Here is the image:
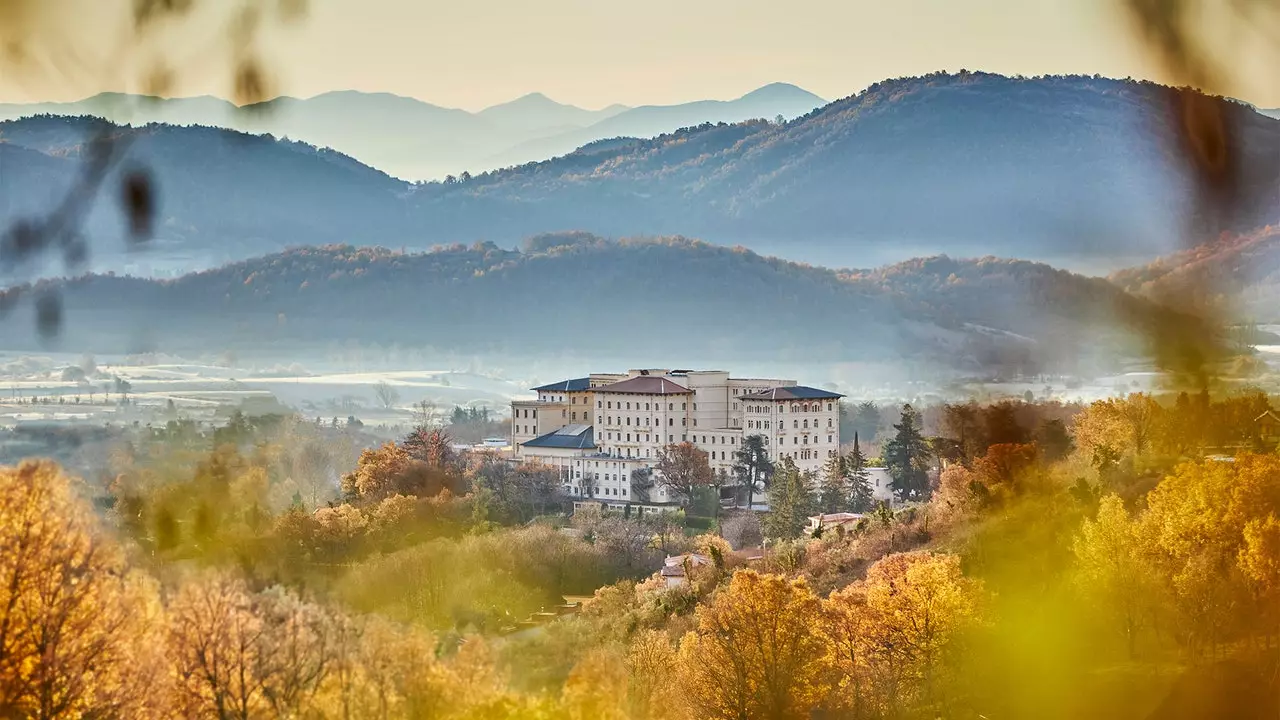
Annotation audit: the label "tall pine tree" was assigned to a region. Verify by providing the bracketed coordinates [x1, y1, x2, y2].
[846, 432, 875, 512]
[818, 453, 849, 512]
[883, 404, 931, 501]
[764, 458, 814, 541]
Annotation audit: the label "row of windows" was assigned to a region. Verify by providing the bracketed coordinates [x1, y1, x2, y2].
[602, 416, 686, 428]
[745, 403, 836, 414]
[599, 400, 690, 411]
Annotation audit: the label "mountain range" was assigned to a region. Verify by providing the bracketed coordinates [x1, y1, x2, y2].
[1, 72, 1277, 279]
[0, 234, 1217, 378]
[0, 83, 826, 180]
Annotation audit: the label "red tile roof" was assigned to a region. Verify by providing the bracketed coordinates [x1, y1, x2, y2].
[594, 376, 692, 395]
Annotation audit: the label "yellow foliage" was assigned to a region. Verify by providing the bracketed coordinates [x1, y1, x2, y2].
[677, 570, 828, 720]
[0, 461, 171, 719]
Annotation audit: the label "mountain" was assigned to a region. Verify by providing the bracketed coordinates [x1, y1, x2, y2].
[1260, 108, 1280, 120]
[1, 73, 1276, 276]
[1110, 225, 1280, 320]
[0, 84, 824, 180]
[479, 82, 827, 169]
[0, 115, 413, 277]
[476, 92, 627, 135]
[0, 235, 1217, 378]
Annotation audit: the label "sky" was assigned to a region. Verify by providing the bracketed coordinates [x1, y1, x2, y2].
[1, 0, 1277, 109]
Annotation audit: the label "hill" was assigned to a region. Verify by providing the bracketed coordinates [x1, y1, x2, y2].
[0, 84, 823, 180]
[1110, 225, 1280, 320]
[0, 234, 1215, 377]
[2, 73, 1276, 275]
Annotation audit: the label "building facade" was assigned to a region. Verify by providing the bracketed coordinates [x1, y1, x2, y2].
[512, 368, 843, 510]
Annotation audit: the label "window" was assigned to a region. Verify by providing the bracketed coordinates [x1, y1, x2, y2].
[794, 437, 798, 445]
[731, 437, 736, 444]
[828, 435, 833, 443]
[669, 403, 674, 411]
[597, 400, 602, 408]
[828, 418, 833, 428]
[693, 419, 698, 427]
[693, 403, 698, 411]
[645, 403, 650, 410]
[669, 418, 674, 426]
[607, 401, 613, 409]
[793, 420, 798, 429]
[828, 403, 834, 411]
[571, 412, 576, 421]
[626, 402, 631, 410]
[803, 419, 809, 429]
[562, 410, 567, 418]
[626, 417, 631, 426]
[682, 418, 686, 426]
[669, 435, 674, 442]
[682, 403, 687, 410]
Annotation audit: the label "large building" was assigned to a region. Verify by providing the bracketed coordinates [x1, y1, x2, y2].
[510, 368, 843, 510]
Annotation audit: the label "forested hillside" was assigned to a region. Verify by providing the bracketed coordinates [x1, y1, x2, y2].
[0, 234, 1216, 375]
[1110, 226, 1280, 320]
[2, 73, 1277, 275]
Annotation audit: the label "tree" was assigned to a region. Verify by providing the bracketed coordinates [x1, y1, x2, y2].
[853, 402, 882, 442]
[373, 380, 400, 411]
[677, 571, 828, 720]
[655, 442, 713, 505]
[847, 432, 875, 512]
[765, 458, 815, 541]
[0, 461, 167, 719]
[818, 453, 849, 512]
[1035, 418, 1074, 461]
[732, 434, 774, 509]
[1074, 494, 1158, 659]
[883, 404, 931, 501]
[720, 512, 764, 550]
[941, 402, 984, 464]
[823, 552, 980, 716]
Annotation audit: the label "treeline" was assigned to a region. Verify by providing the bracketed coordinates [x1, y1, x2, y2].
[8, 235, 1227, 378]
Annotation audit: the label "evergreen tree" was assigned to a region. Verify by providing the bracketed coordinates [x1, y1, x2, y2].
[765, 458, 815, 541]
[818, 454, 848, 512]
[883, 404, 931, 501]
[732, 434, 775, 509]
[846, 432, 875, 512]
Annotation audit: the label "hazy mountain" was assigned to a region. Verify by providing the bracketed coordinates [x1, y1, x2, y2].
[0, 84, 823, 179]
[480, 82, 827, 169]
[2, 234, 1215, 378]
[1, 73, 1276, 277]
[1110, 225, 1280, 320]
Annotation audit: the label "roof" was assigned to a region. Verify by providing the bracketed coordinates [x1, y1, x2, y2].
[532, 377, 591, 392]
[1255, 410, 1280, 423]
[594, 376, 692, 395]
[522, 424, 595, 449]
[740, 385, 844, 401]
[808, 512, 865, 524]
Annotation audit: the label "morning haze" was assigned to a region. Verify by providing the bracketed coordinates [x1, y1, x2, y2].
[0, 2, 1279, 718]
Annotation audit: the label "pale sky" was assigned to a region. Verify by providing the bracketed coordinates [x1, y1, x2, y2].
[2, 0, 1278, 109]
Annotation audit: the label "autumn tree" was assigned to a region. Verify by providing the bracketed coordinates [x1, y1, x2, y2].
[1073, 495, 1158, 658]
[167, 574, 269, 719]
[0, 461, 169, 719]
[732, 433, 774, 508]
[677, 571, 828, 720]
[824, 552, 981, 716]
[884, 404, 931, 501]
[656, 442, 714, 505]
